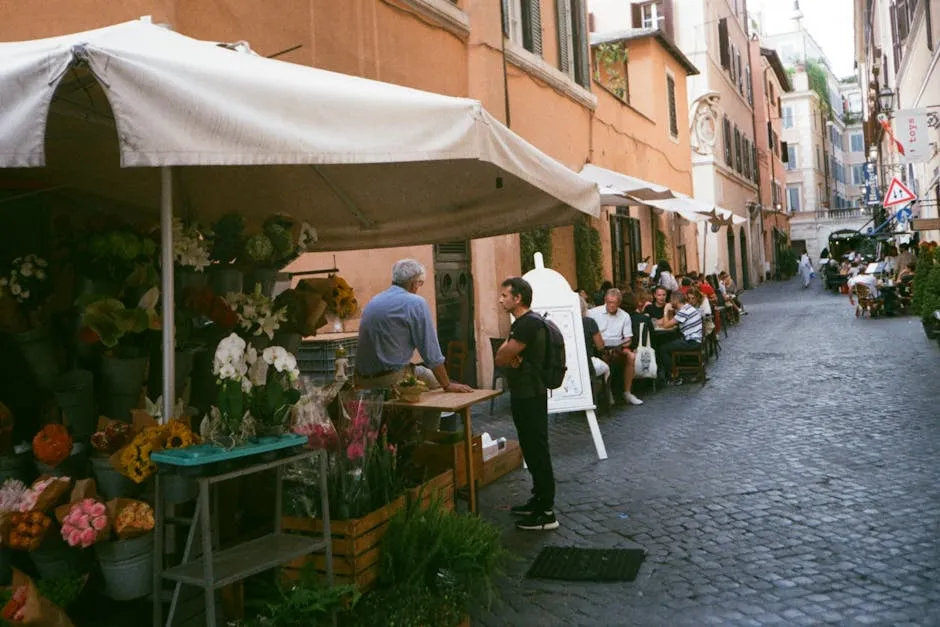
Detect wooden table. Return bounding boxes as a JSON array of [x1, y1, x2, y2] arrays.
[[386, 388, 502, 513]]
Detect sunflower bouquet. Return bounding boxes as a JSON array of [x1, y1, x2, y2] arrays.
[[110, 412, 200, 484]]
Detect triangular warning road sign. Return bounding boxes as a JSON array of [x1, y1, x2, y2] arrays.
[[883, 176, 917, 207]]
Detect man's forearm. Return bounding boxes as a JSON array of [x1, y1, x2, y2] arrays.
[[431, 363, 451, 388]]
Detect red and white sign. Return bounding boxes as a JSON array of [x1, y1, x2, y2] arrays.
[[882, 176, 917, 207], [896, 108, 932, 163]]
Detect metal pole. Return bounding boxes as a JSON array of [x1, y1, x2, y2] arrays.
[[160, 167, 175, 424]]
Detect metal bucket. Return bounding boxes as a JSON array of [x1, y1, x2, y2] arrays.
[[14, 326, 62, 391], [0, 453, 31, 484], [163, 474, 198, 505], [100, 356, 148, 422], [95, 533, 154, 601], [209, 266, 243, 297], [30, 536, 92, 579], [53, 370, 97, 439], [91, 456, 140, 499]]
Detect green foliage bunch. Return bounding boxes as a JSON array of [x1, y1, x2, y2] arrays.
[[911, 246, 936, 316], [574, 219, 603, 294], [520, 227, 552, 273]]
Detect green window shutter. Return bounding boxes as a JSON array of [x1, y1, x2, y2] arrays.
[[573, 0, 592, 88], [523, 0, 543, 56], [557, 0, 572, 74]]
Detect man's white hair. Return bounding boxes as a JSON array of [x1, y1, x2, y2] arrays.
[[392, 259, 426, 286]]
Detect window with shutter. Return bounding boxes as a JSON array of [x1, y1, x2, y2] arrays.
[[666, 73, 678, 137], [718, 18, 730, 69], [734, 126, 742, 173], [752, 144, 759, 183], [746, 65, 752, 105], [522, 0, 543, 56], [730, 44, 737, 81], [736, 50, 743, 93], [557, 0, 573, 77], [631, 3, 642, 28], [743, 138, 751, 179], [504, 0, 524, 43], [723, 116, 732, 166], [767, 121, 773, 148], [571, 0, 592, 88]]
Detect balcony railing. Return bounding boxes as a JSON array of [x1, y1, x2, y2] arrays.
[[814, 206, 873, 220]]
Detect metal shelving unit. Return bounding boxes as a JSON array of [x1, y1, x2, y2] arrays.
[[153, 449, 332, 626]]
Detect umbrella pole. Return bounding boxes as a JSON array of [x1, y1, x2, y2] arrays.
[[161, 166, 175, 424]]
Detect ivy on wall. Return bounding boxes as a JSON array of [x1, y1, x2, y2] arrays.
[[805, 59, 832, 120], [520, 227, 552, 273], [655, 229, 670, 264], [574, 219, 602, 294]]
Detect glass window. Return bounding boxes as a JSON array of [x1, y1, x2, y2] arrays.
[[787, 186, 801, 212], [786, 144, 798, 170], [640, 1, 665, 30], [850, 133, 864, 152], [783, 106, 794, 129], [507, 0, 523, 44]]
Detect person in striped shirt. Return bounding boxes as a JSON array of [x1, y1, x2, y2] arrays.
[[656, 291, 703, 385]]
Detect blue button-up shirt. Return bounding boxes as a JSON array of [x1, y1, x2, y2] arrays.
[[356, 285, 445, 376]]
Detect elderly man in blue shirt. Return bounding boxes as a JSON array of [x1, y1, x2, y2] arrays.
[[355, 259, 472, 395]]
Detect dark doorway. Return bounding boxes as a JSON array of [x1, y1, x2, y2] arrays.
[[610, 207, 642, 288], [740, 234, 750, 289], [726, 228, 737, 284], [433, 241, 476, 386]]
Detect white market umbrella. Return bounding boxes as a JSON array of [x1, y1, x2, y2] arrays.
[[0, 19, 601, 419]]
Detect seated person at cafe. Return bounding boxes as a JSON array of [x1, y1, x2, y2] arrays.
[[898, 262, 916, 284], [847, 267, 879, 302], [655, 291, 704, 384], [581, 297, 611, 401], [635, 289, 653, 313], [356, 259, 472, 394], [679, 276, 693, 295], [588, 289, 643, 406], [718, 271, 746, 315], [620, 292, 653, 351], [644, 286, 669, 321], [895, 243, 915, 280]]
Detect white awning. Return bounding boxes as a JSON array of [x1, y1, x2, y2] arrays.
[[646, 195, 747, 225], [0, 19, 600, 250], [578, 164, 676, 205]]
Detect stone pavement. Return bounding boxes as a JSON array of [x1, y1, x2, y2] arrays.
[[469, 279, 940, 626]]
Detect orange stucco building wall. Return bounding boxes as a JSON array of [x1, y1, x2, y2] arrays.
[[0, 0, 697, 385]]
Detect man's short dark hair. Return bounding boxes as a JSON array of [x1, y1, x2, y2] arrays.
[[501, 277, 533, 306], [681, 277, 693, 287], [654, 286, 667, 295]]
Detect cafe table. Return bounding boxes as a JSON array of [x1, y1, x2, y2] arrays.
[[385, 388, 502, 514]]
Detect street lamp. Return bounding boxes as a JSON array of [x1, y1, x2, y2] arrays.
[[878, 87, 895, 114]]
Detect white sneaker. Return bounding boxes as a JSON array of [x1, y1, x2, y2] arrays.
[[624, 392, 644, 406]]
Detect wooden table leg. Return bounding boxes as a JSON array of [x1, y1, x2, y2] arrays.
[[462, 407, 476, 514]]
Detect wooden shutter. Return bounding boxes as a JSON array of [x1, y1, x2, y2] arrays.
[[662, 0, 675, 40], [718, 18, 730, 69], [557, 0, 572, 75], [666, 74, 678, 136], [752, 144, 759, 183], [766, 121, 773, 147], [729, 44, 736, 81], [927, 0, 933, 52], [632, 2, 642, 28], [890, 3, 900, 72], [573, 0, 592, 88], [723, 116, 732, 166], [523, 0, 543, 56], [502, 0, 510, 35]]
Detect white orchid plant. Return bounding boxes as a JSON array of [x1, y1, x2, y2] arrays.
[[0, 255, 52, 327], [202, 333, 301, 446], [172, 219, 211, 272], [224, 286, 287, 340]]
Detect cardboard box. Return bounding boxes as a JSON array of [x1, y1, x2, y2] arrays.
[[412, 435, 522, 489]]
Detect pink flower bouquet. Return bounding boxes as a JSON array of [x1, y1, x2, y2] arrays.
[[60, 498, 110, 548]]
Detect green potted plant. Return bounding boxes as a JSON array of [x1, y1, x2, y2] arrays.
[[0, 254, 61, 390], [76, 229, 159, 299], [79, 287, 161, 422], [920, 261, 940, 340], [207, 213, 246, 296], [911, 244, 935, 319], [242, 216, 317, 297], [341, 495, 509, 626], [172, 218, 212, 293]]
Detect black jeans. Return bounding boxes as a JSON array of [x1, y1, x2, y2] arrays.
[[510, 393, 555, 510], [657, 338, 702, 379]]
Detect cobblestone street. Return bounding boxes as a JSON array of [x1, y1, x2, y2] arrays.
[[470, 279, 940, 626]]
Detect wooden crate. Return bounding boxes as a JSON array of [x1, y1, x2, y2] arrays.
[[281, 471, 455, 590], [282, 496, 406, 590], [412, 435, 522, 489], [406, 469, 456, 512], [412, 433, 482, 489], [480, 439, 523, 487]]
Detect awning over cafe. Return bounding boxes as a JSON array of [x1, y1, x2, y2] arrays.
[[646, 195, 747, 226], [0, 19, 600, 250], [578, 164, 676, 205]]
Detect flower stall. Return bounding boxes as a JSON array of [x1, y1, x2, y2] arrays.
[[0, 18, 601, 626]]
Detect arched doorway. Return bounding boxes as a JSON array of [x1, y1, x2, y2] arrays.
[[726, 228, 737, 284]]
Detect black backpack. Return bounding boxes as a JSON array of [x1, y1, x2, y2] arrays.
[[531, 312, 567, 390]]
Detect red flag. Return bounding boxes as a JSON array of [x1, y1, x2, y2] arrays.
[[877, 113, 906, 155]]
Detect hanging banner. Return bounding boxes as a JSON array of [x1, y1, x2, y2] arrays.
[[895, 108, 932, 163]]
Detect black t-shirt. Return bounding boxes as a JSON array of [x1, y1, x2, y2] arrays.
[[629, 312, 652, 350], [582, 317, 599, 377], [506, 311, 547, 399], [644, 303, 666, 320]]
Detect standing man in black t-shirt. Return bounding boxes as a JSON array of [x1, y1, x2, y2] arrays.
[[494, 277, 558, 531]]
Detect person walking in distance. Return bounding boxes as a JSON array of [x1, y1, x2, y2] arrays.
[[494, 277, 558, 531]]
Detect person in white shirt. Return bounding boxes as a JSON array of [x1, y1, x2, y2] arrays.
[[588, 289, 643, 406], [655, 261, 679, 293], [848, 271, 879, 300]]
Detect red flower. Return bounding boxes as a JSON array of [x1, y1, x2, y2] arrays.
[[79, 327, 101, 344]]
